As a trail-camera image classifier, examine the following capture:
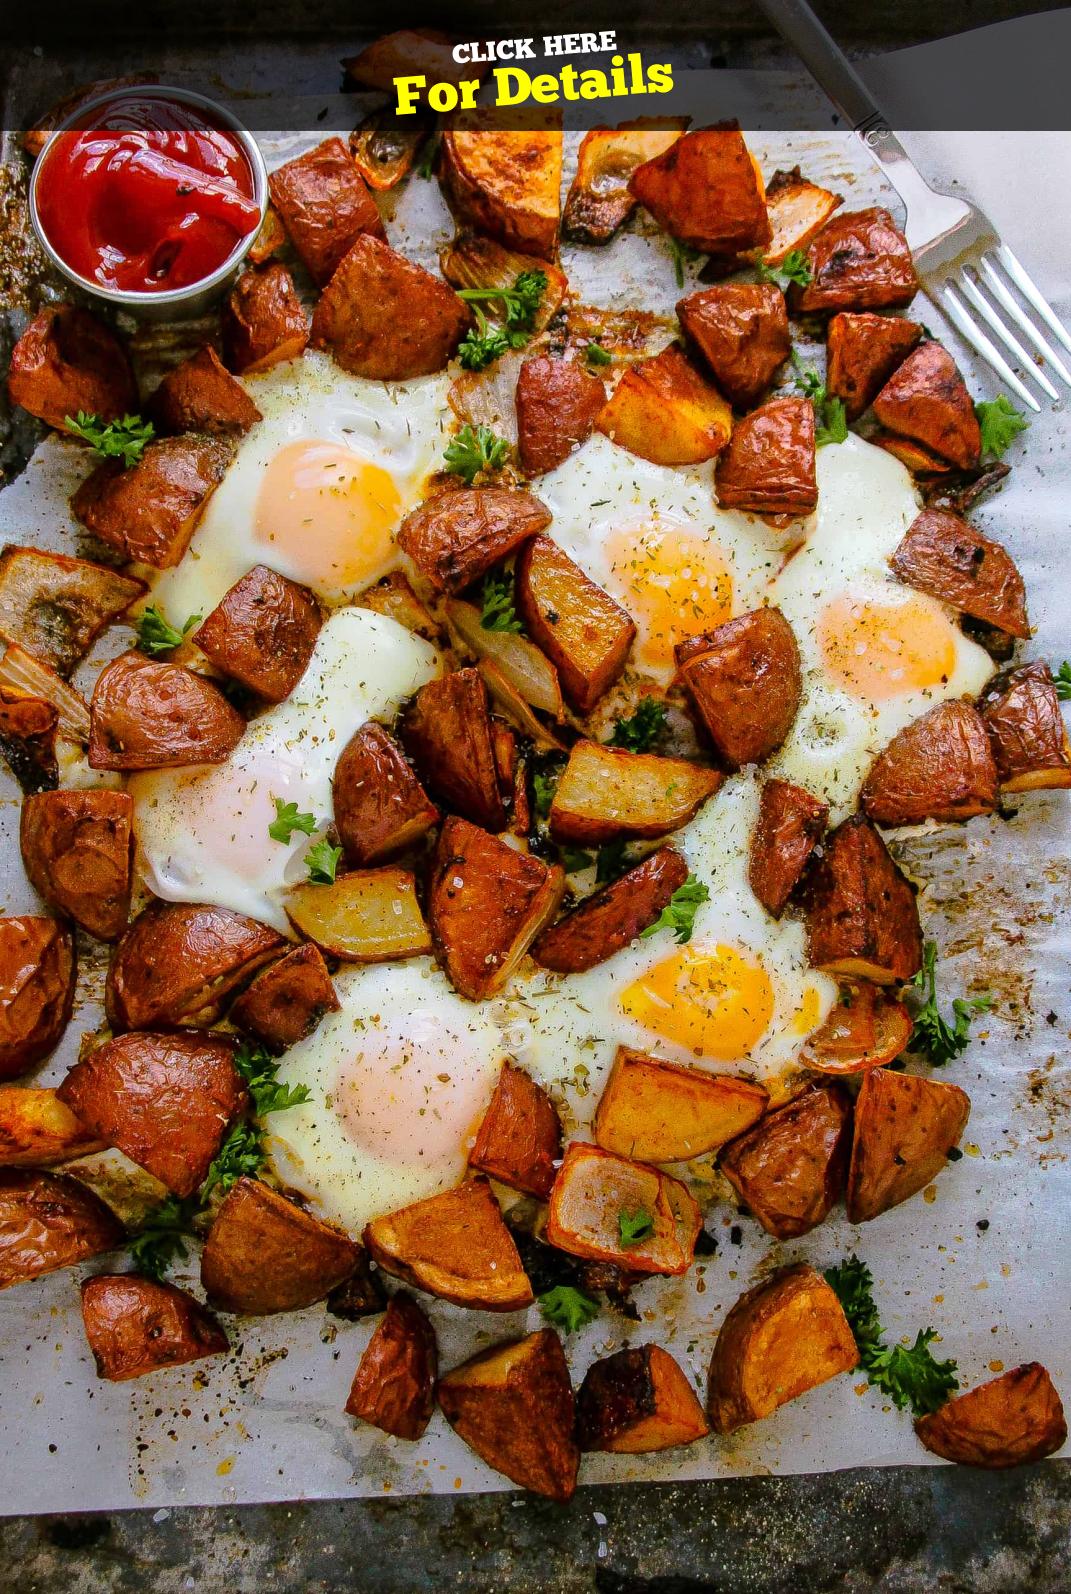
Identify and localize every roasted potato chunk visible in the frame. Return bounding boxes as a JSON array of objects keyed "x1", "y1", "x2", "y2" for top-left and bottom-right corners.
[
  {"x1": 871, "y1": 430, "x2": 954, "y2": 477},
  {"x1": 593, "y1": 1047, "x2": 768, "y2": 1163},
  {"x1": 872, "y1": 342, "x2": 981, "y2": 471},
  {"x1": 88, "y1": 651, "x2": 245, "y2": 771},
  {"x1": 364, "y1": 1176, "x2": 533, "y2": 1311},
  {"x1": 428, "y1": 817, "x2": 564, "y2": 1000},
  {"x1": 248, "y1": 204, "x2": 286, "y2": 264},
  {"x1": 677, "y1": 283, "x2": 790, "y2": 409},
  {"x1": 826, "y1": 312, "x2": 922, "y2": 421},
  {"x1": 0, "y1": 1168, "x2": 122, "y2": 1288},
  {"x1": 550, "y1": 740, "x2": 721, "y2": 846},
  {"x1": 0, "y1": 545, "x2": 144, "y2": 679},
  {"x1": 333, "y1": 722, "x2": 439, "y2": 865},
  {"x1": 563, "y1": 121, "x2": 688, "y2": 244},
  {"x1": 754, "y1": 167, "x2": 842, "y2": 265},
  {"x1": 345, "y1": 1291, "x2": 437, "y2": 1440},
  {"x1": 441, "y1": 119, "x2": 562, "y2": 260},
  {"x1": 577, "y1": 1343, "x2": 709, "y2": 1453},
  {"x1": 515, "y1": 535, "x2": 635, "y2": 714},
  {"x1": 860, "y1": 701, "x2": 998, "y2": 825},
  {"x1": 326, "y1": 1250, "x2": 387, "y2": 1321},
  {"x1": 802, "y1": 814, "x2": 923, "y2": 984},
  {"x1": 678, "y1": 608, "x2": 801, "y2": 769},
  {"x1": 194, "y1": 564, "x2": 321, "y2": 703},
  {"x1": 343, "y1": 29, "x2": 483, "y2": 92},
  {"x1": 802, "y1": 981, "x2": 913, "y2": 1075},
  {"x1": 222, "y1": 264, "x2": 309, "y2": 376},
  {"x1": 595, "y1": 344, "x2": 733, "y2": 466},
  {"x1": 228, "y1": 943, "x2": 339, "y2": 1052},
  {"x1": 81, "y1": 1273, "x2": 228, "y2": 1381},
  {"x1": 438, "y1": 1328, "x2": 579, "y2": 1502},
  {"x1": 533, "y1": 847, "x2": 688, "y2": 975},
  {"x1": 146, "y1": 345, "x2": 262, "y2": 436},
  {"x1": 707, "y1": 1263, "x2": 859, "y2": 1433},
  {"x1": 20, "y1": 788, "x2": 133, "y2": 940},
  {"x1": 748, "y1": 777, "x2": 827, "y2": 918},
  {"x1": 268, "y1": 136, "x2": 385, "y2": 285},
  {"x1": 714, "y1": 397, "x2": 817, "y2": 521},
  {"x1": 0, "y1": 688, "x2": 58, "y2": 793},
  {"x1": 546, "y1": 1142, "x2": 700, "y2": 1276},
  {"x1": 847, "y1": 1067, "x2": 971, "y2": 1223},
  {"x1": 397, "y1": 487, "x2": 550, "y2": 594},
  {"x1": 105, "y1": 901, "x2": 284, "y2": 1031},
  {"x1": 201, "y1": 1176, "x2": 361, "y2": 1314},
  {"x1": 0, "y1": 916, "x2": 75, "y2": 1080},
  {"x1": 286, "y1": 868, "x2": 432, "y2": 963},
  {"x1": 7, "y1": 304, "x2": 136, "y2": 431},
  {"x1": 469, "y1": 1060, "x2": 562, "y2": 1200},
  {"x1": 71, "y1": 435, "x2": 230, "y2": 569},
  {"x1": 515, "y1": 355, "x2": 606, "y2": 476},
  {"x1": 357, "y1": 570, "x2": 439, "y2": 642},
  {"x1": 890, "y1": 508, "x2": 1029, "y2": 638},
  {"x1": 403, "y1": 668, "x2": 506, "y2": 831},
  {"x1": 979, "y1": 662, "x2": 1071, "y2": 791},
  {"x1": 793, "y1": 207, "x2": 918, "y2": 313},
  {"x1": 628, "y1": 126, "x2": 771, "y2": 255},
  {"x1": 312, "y1": 235, "x2": 469, "y2": 380},
  {"x1": 0, "y1": 1088, "x2": 102, "y2": 1167},
  {"x1": 915, "y1": 1363, "x2": 1067, "y2": 1470},
  {"x1": 719, "y1": 1082, "x2": 851, "y2": 1240}
]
